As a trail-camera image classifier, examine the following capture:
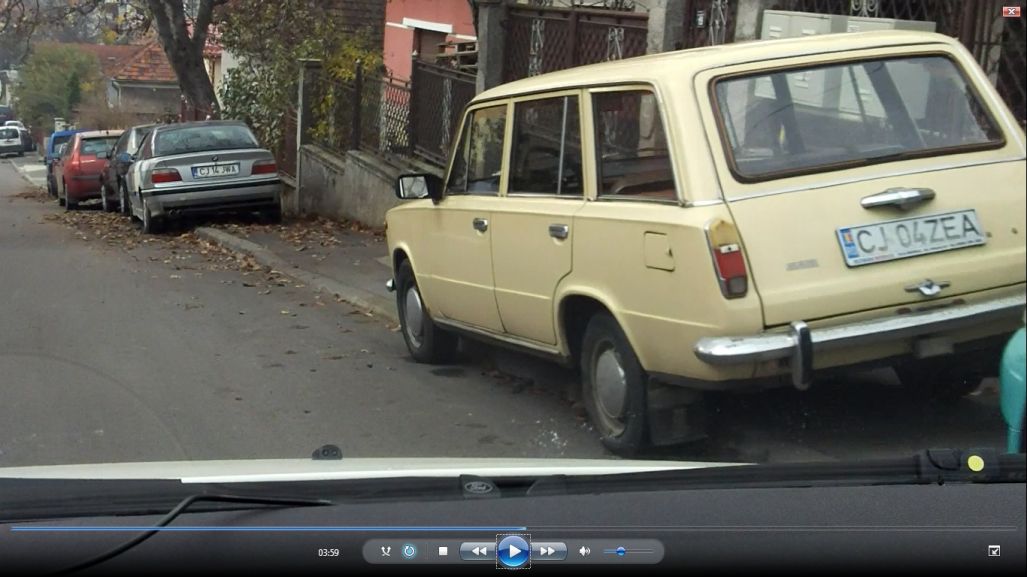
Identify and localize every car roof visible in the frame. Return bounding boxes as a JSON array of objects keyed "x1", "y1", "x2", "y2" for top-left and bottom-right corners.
[
  {"x1": 51, "y1": 129, "x2": 84, "y2": 137},
  {"x1": 77, "y1": 129, "x2": 125, "y2": 139},
  {"x1": 474, "y1": 30, "x2": 961, "y2": 102}
]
